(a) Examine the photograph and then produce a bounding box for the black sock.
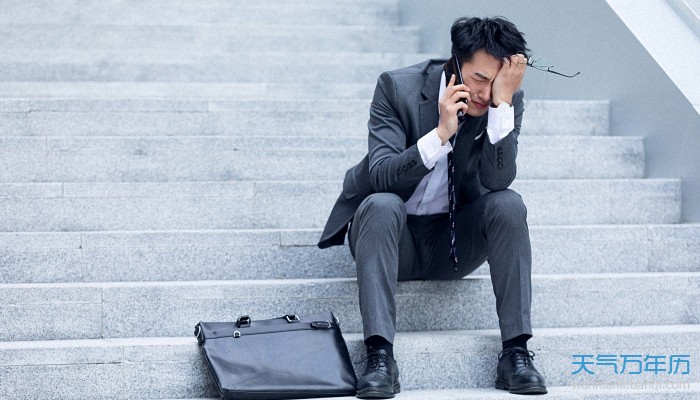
[365,335,394,358]
[502,334,531,351]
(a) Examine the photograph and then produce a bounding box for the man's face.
[460,49,503,117]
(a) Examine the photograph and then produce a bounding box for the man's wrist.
[491,95,513,107]
[436,125,451,145]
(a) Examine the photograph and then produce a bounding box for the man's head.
[450,17,529,117]
[451,16,529,63]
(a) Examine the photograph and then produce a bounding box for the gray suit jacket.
[318,59,524,249]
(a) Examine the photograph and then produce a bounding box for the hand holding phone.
[437,54,470,143]
[443,54,468,103]
[443,54,468,121]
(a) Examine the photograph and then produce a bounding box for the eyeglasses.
[526,57,580,78]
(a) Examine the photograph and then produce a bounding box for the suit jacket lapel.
[418,65,442,138]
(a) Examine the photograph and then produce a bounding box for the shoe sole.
[356,382,401,399]
[495,378,548,395]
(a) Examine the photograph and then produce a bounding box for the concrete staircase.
[0,1,699,398]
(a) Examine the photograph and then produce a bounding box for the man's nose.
[478,84,491,102]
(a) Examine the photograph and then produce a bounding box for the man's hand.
[491,54,526,107]
[437,74,470,145]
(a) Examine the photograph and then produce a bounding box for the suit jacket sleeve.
[367,71,431,193]
[478,90,524,191]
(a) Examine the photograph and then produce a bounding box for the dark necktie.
[447,139,458,271]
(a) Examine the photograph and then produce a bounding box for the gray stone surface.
[0,25,420,53]
[0,364,124,399]
[0,82,377,100]
[80,244,355,282]
[0,327,697,397]
[648,225,700,271]
[2,225,698,284]
[0,100,608,137]
[0,183,62,198]
[1,274,699,341]
[0,136,643,181]
[511,179,682,225]
[0,292,102,341]
[0,179,681,232]
[522,100,609,136]
[0,0,400,26]
[0,55,434,83]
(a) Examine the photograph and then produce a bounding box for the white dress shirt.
[404,71,515,215]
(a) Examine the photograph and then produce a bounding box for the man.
[318,16,547,398]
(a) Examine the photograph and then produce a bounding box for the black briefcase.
[195,311,357,400]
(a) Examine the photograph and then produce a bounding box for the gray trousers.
[347,189,532,343]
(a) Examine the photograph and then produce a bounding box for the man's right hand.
[437,73,471,145]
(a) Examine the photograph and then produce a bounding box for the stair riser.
[0,137,643,181]
[0,102,609,136]
[0,26,419,53]
[1,275,698,341]
[0,1,399,26]
[0,331,697,398]
[0,60,427,83]
[1,51,434,64]
[0,180,681,231]
[0,82,380,100]
[2,226,698,283]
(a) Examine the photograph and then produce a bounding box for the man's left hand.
[491,54,526,107]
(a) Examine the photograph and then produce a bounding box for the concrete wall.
[399,0,700,222]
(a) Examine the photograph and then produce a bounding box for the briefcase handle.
[236,314,300,328]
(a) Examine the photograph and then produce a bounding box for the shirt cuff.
[417,128,453,169]
[486,103,515,144]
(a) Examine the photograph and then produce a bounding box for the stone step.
[163,385,700,400]
[0,24,420,53]
[0,136,641,181]
[3,326,699,397]
[0,0,399,26]
[0,81,382,101]
[0,81,379,100]
[0,52,436,83]
[1,272,698,341]
[2,224,698,284]
[0,179,681,232]
[0,322,698,395]
[0,99,609,137]
[1,49,430,64]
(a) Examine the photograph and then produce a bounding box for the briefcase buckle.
[311,321,332,329]
[285,315,300,323]
[237,315,251,328]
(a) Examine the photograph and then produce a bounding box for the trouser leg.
[482,189,533,341]
[348,193,419,344]
[420,189,533,341]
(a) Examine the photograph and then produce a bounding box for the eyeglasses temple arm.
[547,69,581,78]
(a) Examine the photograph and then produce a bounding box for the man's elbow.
[369,168,390,193]
[481,171,516,192]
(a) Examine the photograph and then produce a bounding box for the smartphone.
[443,54,467,120]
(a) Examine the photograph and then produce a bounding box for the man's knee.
[356,193,407,222]
[483,189,527,223]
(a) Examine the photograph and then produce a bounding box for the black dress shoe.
[495,347,548,395]
[356,347,401,399]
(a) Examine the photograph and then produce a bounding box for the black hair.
[450,16,530,62]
